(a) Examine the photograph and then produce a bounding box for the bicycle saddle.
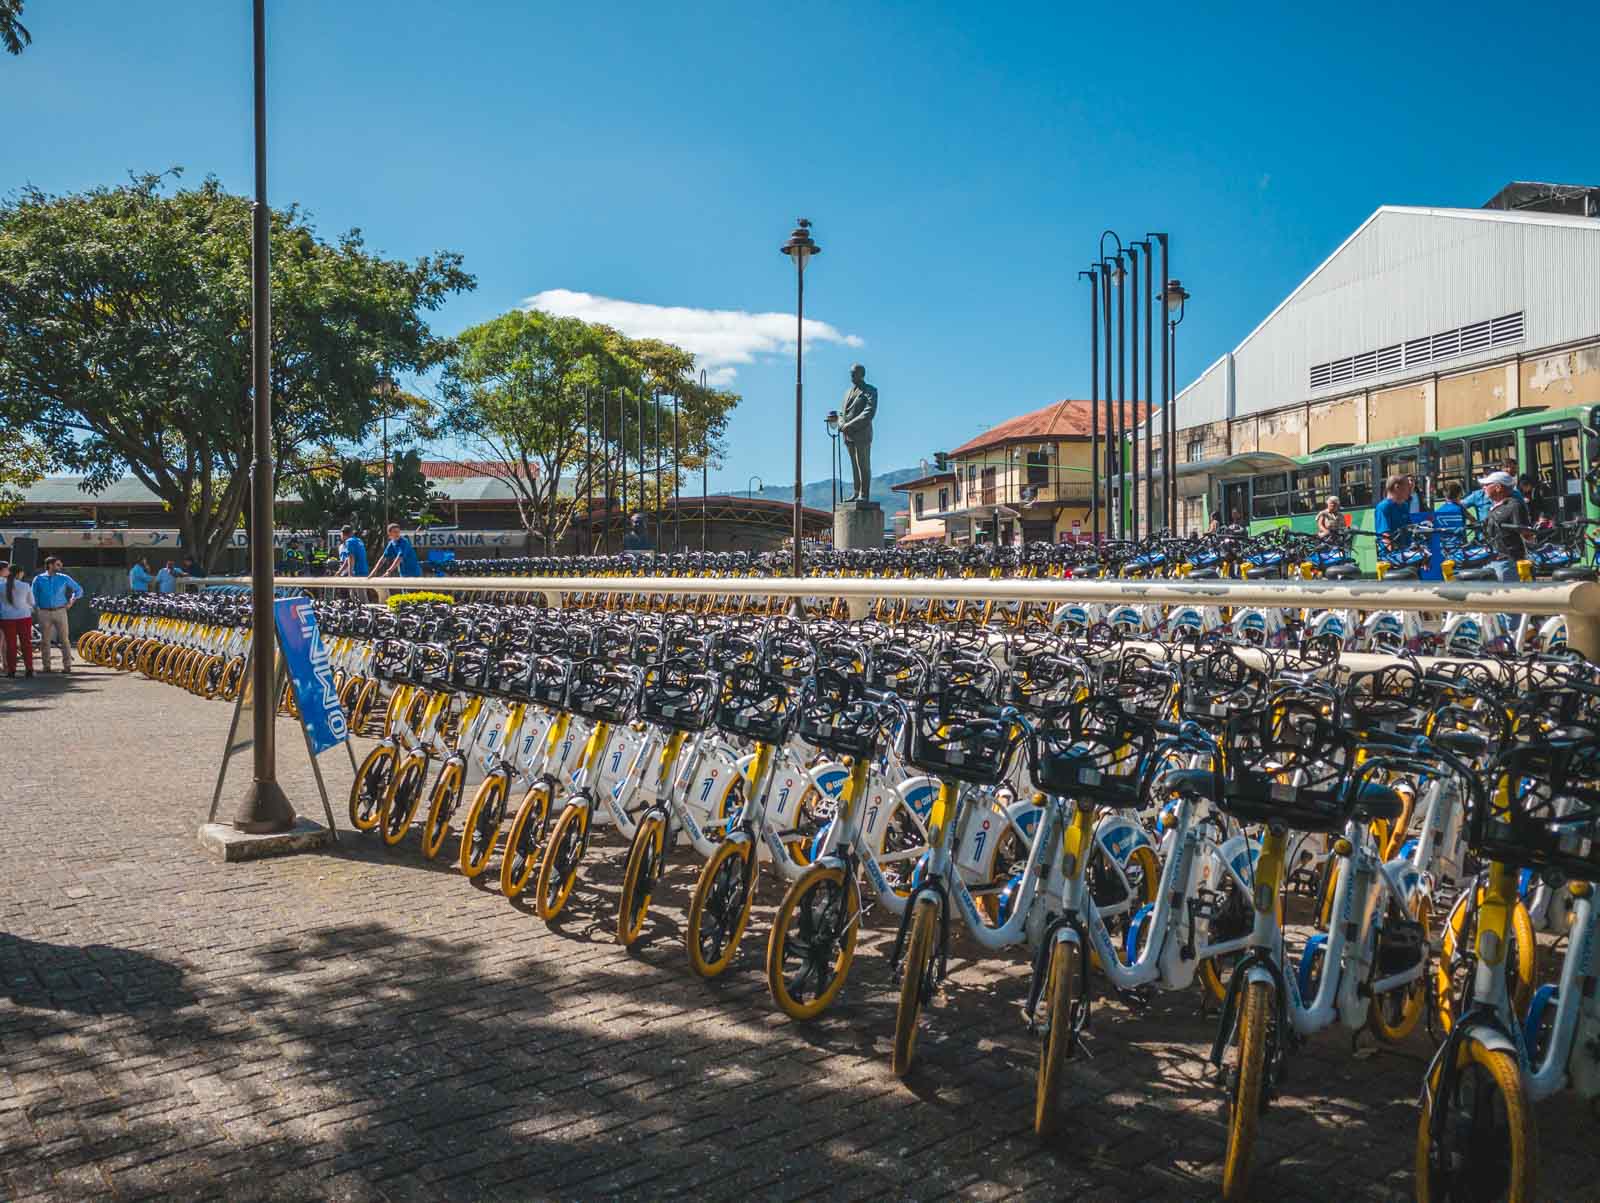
[1161,768,1218,799]
[1453,567,1497,582]
[1352,781,1405,823]
[1323,563,1360,581]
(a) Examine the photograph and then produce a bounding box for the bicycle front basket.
[714,662,794,746]
[568,659,639,725]
[1471,739,1600,882]
[794,668,886,759]
[1218,684,1356,833]
[905,684,1014,786]
[639,660,718,734]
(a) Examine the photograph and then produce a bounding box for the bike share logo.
[275,597,348,753]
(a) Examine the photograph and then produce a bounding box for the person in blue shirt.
[371,523,421,578]
[1373,474,1414,556]
[128,558,154,593]
[337,526,369,577]
[31,556,84,673]
[1432,482,1467,531]
[1460,458,1524,523]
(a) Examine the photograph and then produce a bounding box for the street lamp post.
[1098,231,1124,541]
[1164,276,1191,532]
[824,411,841,509]
[672,392,680,555]
[747,474,764,499]
[1137,240,1154,532]
[1080,267,1099,542]
[780,219,820,581]
[235,0,295,833]
[698,369,708,553]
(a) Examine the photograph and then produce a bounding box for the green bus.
[1212,403,1600,570]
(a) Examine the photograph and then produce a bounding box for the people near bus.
[1405,475,1424,515]
[0,562,35,678]
[1461,459,1524,523]
[155,560,183,593]
[337,526,369,576]
[1206,511,1221,534]
[128,557,154,593]
[1373,474,1415,552]
[371,523,421,577]
[1433,482,1467,532]
[1315,496,1342,537]
[31,557,83,674]
[1478,471,1531,582]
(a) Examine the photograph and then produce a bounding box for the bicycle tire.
[420,759,465,860]
[458,774,509,878]
[765,861,860,1021]
[533,803,588,920]
[1369,893,1431,1045]
[1435,888,1536,1035]
[1222,977,1271,1201]
[379,750,430,847]
[1034,938,1079,1136]
[617,812,667,948]
[349,744,397,832]
[500,781,554,900]
[1415,1037,1537,1203]
[686,837,755,979]
[892,895,938,1078]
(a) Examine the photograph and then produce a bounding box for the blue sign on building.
[273,596,349,755]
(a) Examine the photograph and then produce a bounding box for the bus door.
[1221,480,1250,528]
[1524,423,1584,523]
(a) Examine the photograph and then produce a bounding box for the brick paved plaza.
[2,666,1596,1202]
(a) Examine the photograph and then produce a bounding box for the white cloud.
[523,289,863,383]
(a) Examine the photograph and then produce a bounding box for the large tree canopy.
[1,0,30,56]
[0,171,474,568]
[437,308,737,550]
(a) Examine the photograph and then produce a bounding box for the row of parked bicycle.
[88,587,1600,1200]
[299,516,1597,584]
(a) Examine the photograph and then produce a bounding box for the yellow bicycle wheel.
[379,751,430,847]
[1435,888,1536,1035]
[348,744,397,832]
[500,781,554,900]
[765,861,860,1021]
[458,774,509,878]
[533,803,588,920]
[1034,938,1079,1137]
[891,895,938,1078]
[1415,1037,1537,1202]
[1369,893,1431,1045]
[419,759,466,860]
[1222,977,1272,1201]
[685,837,755,979]
[617,812,667,948]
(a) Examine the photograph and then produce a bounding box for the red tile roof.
[948,399,1154,459]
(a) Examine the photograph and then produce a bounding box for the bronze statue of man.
[837,363,877,505]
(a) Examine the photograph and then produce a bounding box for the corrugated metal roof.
[947,399,1153,459]
[20,476,164,505]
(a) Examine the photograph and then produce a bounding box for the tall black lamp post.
[1098,231,1124,539]
[824,411,841,509]
[235,0,295,833]
[780,219,819,580]
[1163,276,1190,532]
[698,369,709,552]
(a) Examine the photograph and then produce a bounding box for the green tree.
[1,1,30,56]
[0,423,45,517]
[283,449,444,555]
[0,171,474,570]
[437,308,737,551]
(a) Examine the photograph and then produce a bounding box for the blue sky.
[4,0,1594,491]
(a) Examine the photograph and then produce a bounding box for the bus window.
[1526,427,1584,522]
[1292,466,1330,514]
[1338,459,1374,509]
[1469,434,1517,483]
[1251,473,1291,519]
[1435,440,1467,500]
[1221,481,1249,527]
[1380,451,1418,482]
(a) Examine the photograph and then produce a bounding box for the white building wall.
[1175,207,1600,422]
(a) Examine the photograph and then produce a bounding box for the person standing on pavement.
[0,562,35,678]
[370,523,421,578]
[155,560,183,593]
[1315,496,1343,538]
[31,557,82,674]
[337,526,369,576]
[1477,471,1532,582]
[128,557,154,593]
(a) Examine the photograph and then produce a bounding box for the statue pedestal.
[833,502,883,551]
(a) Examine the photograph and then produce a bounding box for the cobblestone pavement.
[2,665,1595,1202]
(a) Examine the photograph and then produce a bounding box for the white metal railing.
[206,573,1600,659]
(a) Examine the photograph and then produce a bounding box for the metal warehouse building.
[1161,181,1600,531]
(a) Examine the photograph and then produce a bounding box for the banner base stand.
[197,817,332,863]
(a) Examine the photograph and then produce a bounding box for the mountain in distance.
[749,466,926,516]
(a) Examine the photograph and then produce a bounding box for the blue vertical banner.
[273,596,349,755]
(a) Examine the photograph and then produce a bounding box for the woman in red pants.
[0,561,36,678]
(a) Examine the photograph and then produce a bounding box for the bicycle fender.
[1216,833,1259,895]
[1094,813,1153,866]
